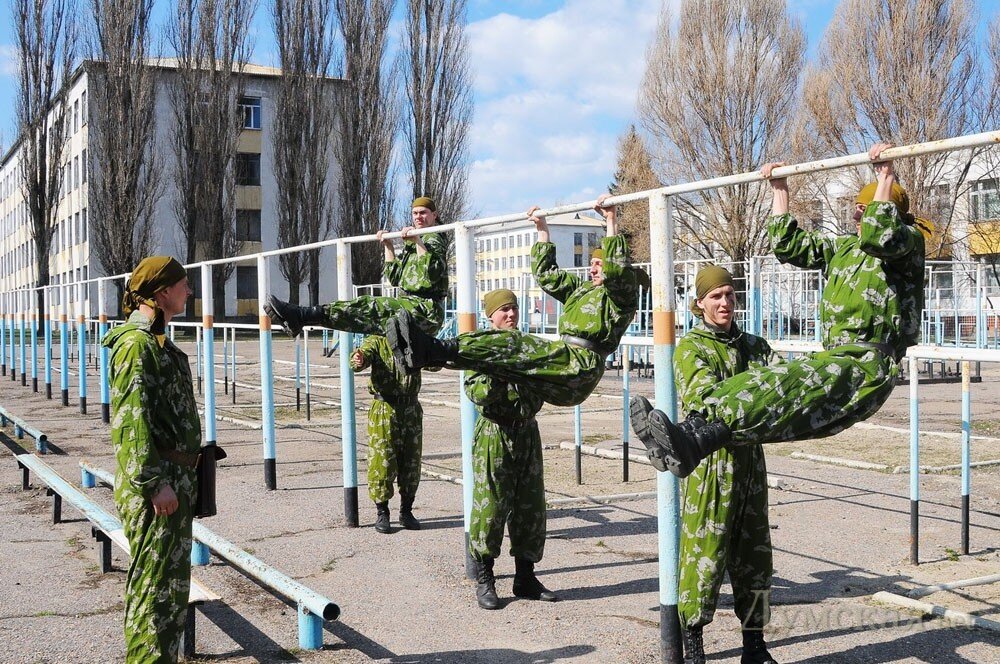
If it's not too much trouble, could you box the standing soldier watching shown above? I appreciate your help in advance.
[350,335,423,533]
[104,257,200,663]
[265,196,449,337]
[672,265,777,664]
[466,289,556,610]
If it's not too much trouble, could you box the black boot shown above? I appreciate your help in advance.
[386,311,459,372]
[475,557,500,610]
[682,626,706,664]
[512,558,557,602]
[374,502,391,534]
[741,630,778,664]
[264,295,327,338]
[398,495,421,530]
[630,396,709,475]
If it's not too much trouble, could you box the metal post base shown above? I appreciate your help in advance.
[47,489,62,523]
[961,494,970,555]
[46,383,52,399]
[182,604,198,658]
[910,499,919,565]
[80,397,86,414]
[94,528,112,573]
[32,377,37,392]
[61,389,69,407]
[344,486,358,528]
[102,403,110,424]
[660,603,683,663]
[464,532,476,580]
[264,458,276,491]
[297,604,323,650]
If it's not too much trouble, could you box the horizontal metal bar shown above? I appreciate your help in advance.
[16,455,122,536]
[80,462,340,623]
[0,405,48,446]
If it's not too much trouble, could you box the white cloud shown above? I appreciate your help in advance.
[0,45,19,77]
[464,0,661,217]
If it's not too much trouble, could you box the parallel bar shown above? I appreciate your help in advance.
[60,285,69,406]
[201,264,220,517]
[1,292,6,376]
[77,281,87,413]
[304,329,312,421]
[454,224,478,580]
[44,289,53,399]
[257,256,277,490]
[960,360,971,555]
[30,292,38,392]
[651,192,683,664]
[98,281,111,423]
[19,291,26,386]
[622,346,631,482]
[574,404,583,485]
[909,355,920,565]
[336,241,358,527]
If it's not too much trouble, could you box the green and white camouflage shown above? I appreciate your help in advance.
[351,335,423,504]
[104,311,201,663]
[323,233,449,335]
[466,372,546,563]
[690,201,924,444]
[446,234,642,407]
[675,322,775,630]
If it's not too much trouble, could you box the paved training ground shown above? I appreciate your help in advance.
[1,338,999,663]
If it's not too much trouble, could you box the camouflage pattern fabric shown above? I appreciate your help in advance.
[323,232,449,335]
[466,372,546,562]
[675,322,775,629]
[104,311,201,663]
[691,201,924,444]
[351,335,423,503]
[444,234,641,407]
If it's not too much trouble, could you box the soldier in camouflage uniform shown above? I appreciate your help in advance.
[104,257,201,663]
[387,194,646,406]
[673,266,778,664]
[632,143,925,478]
[350,335,423,533]
[266,197,449,338]
[466,289,556,610]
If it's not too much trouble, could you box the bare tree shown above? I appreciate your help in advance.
[639,0,805,269]
[403,0,472,223]
[166,0,255,317]
[87,0,160,310]
[13,0,77,308]
[795,0,981,258]
[272,0,337,304]
[608,125,661,264]
[334,0,398,286]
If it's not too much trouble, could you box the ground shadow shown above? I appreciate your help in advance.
[196,601,300,662]
[381,644,596,663]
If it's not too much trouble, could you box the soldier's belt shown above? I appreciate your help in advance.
[160,449,199,468]
[374,393,419,406]
[485,414,536,429]
[560,334,604,354]
[834,341,896,359]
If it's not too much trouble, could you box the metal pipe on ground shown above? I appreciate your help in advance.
[0,405,48,453]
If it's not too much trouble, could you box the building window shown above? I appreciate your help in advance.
[574,254,584,267]
[240,97,262,130]
[574,232,582,248]
[81,90,87,125]
[236,265,258,299]
[236,209,262,241]
[81,149,87,184]
[235,153,261,186]
[970,178,1000,222]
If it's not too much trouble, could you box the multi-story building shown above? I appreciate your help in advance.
[0,59,343,318]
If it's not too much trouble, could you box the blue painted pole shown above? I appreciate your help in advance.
[19,292,27,387]
[651,192,683,663]
[98,280,110,423]
[60,286,70,407]
[622,345,631,482]
[960,360,971,555]
[298,604,323,649]
[222,326,229,394]
[336,242,358,527]
[77,283,87,413]
[200,264,220,515]
[909,355,920,565]
[8,295,16,381]
[574,404,583,485]
[0,293,7,377]
[195,324,202,395]
[455,225,478,579]
[295,340,302,411]
[304,329,312,421]
[231,327,237,405]
[44,289,53,400]
[30,289,39,392]
[257,256,278,490]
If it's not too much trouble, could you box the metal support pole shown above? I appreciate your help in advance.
[304,329,312,421]
[31,289,39,392]
[651,192,683,663]
[336,241,358,526]
[44,288,53,399]
[960,360,971,555]
[48,488,62,524]
[0,292,6,376]
[574,404,583,485]
[222,326,229,394]
[9,292,17,380]
[258,256,278,489]
[295,340,302,411]
[195,324,203,395]
[98,281,111,423]
[201,264,220,517]
[298,604,323,650]
[622,345,631,482]
[60,285,70,406]
[231,330,237,404]
[455,224,478,579]
[77,281,87,413]
[19,290,27,386]
[909,355,920,565]
[191,541,211,567]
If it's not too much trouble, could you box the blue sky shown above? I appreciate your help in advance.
[1,0,997,220]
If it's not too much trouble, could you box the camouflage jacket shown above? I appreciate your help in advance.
[103,311,202,500]
[465,372,543,424]
[768,201,925,358]
[531,234,641,354]
[384,232,449,301]
[675,322,775,418]
[350,334,421,402]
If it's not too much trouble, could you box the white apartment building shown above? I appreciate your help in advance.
[0,60,343,318]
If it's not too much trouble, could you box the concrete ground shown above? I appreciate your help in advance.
[0,336,998,663]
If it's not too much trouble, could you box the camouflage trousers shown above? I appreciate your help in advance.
[698,345,898,445]
[366,398,423,504]
[679,444,772,629]
[468,417,547,562]
[116,479,194,663]
[453,329,605,407]
[323,295,444,336]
